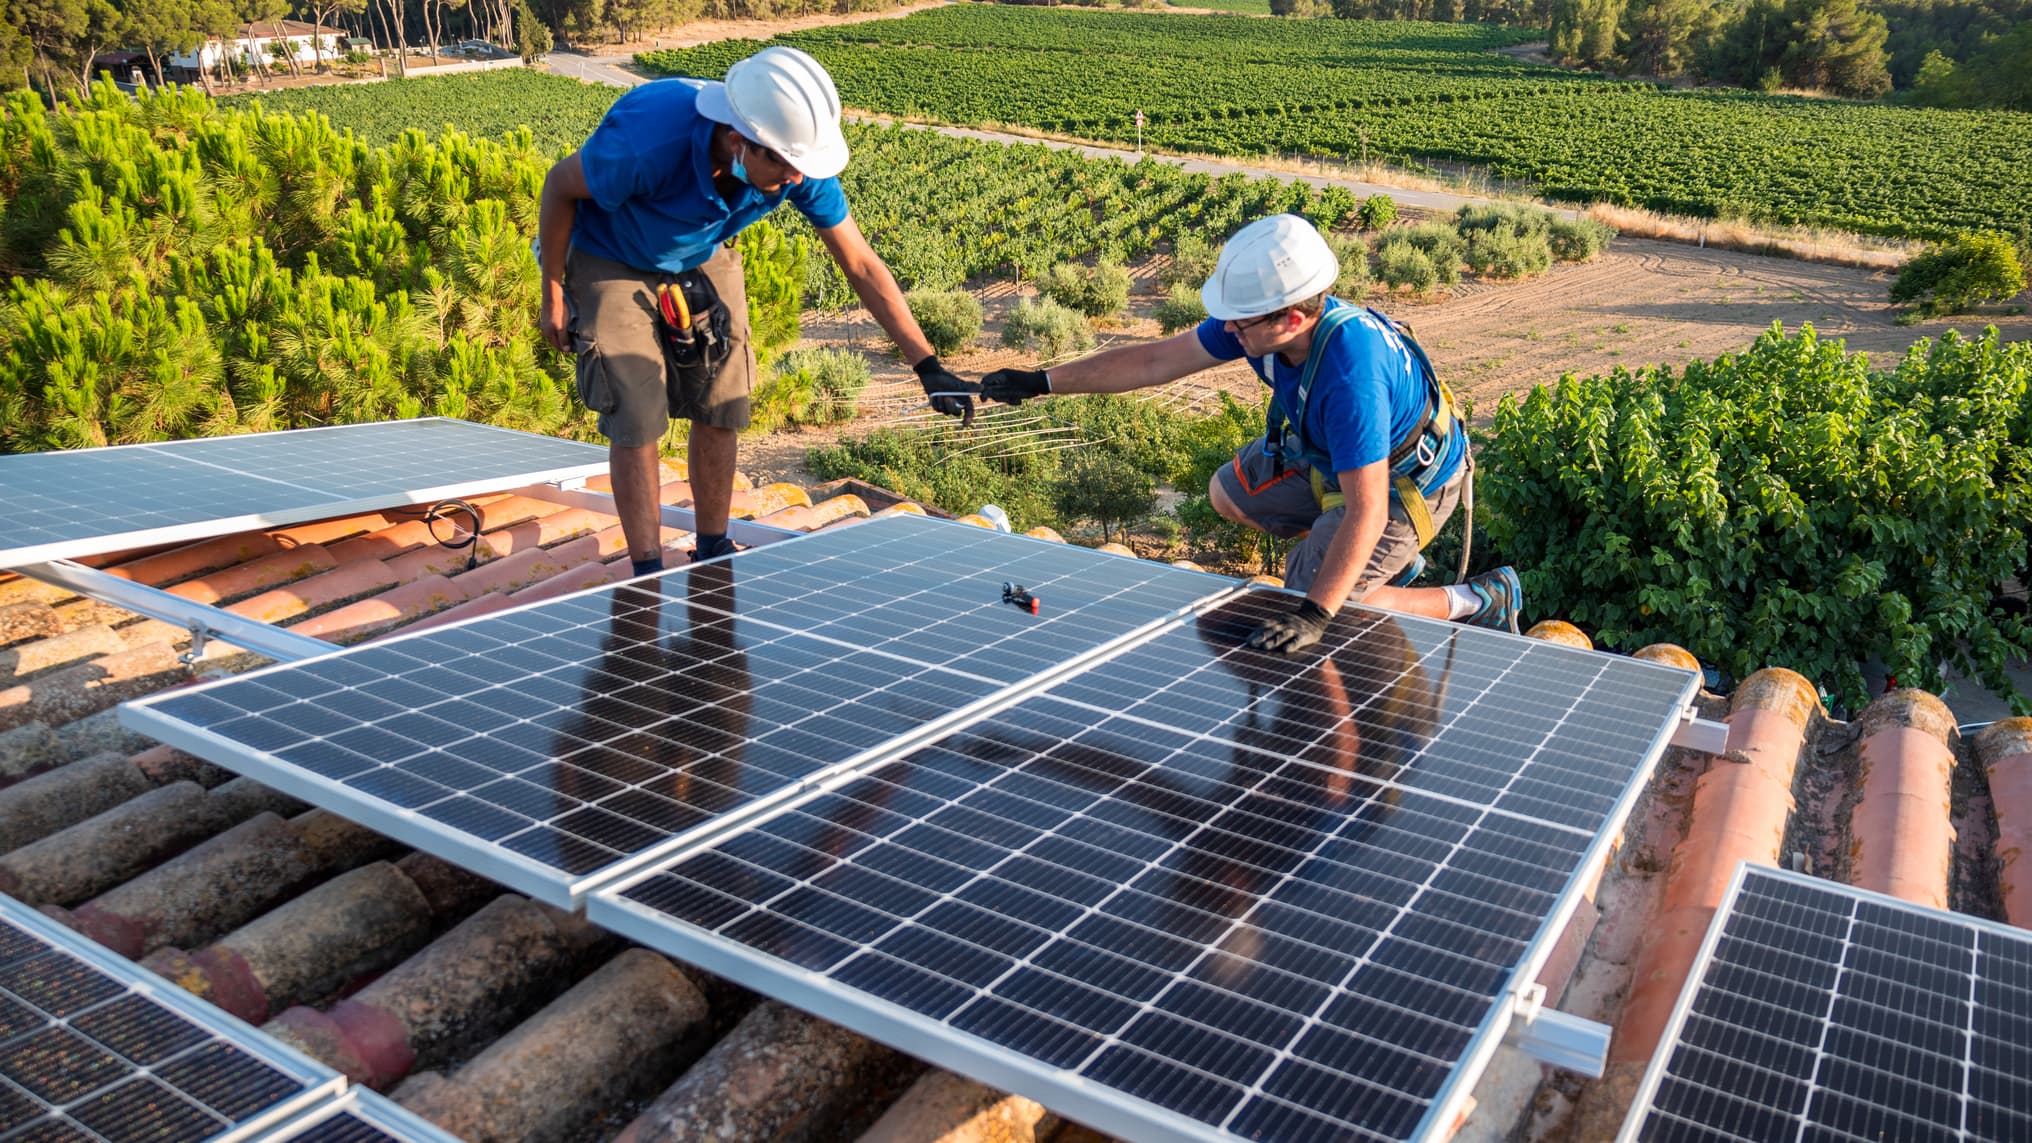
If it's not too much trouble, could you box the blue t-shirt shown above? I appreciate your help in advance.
[572,79,850,274]
[1196,298,1463,486]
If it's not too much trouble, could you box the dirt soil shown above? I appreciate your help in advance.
[737,236,2032,487]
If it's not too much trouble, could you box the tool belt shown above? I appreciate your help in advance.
[1265,306,1461,549]
[654,266,733,386]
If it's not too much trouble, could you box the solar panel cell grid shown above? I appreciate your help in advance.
[0,419,608,568]
[127,516,1234,905]
[601,592,1697,1142]
[1626,865,2032,1143]
[0,897,336,1143]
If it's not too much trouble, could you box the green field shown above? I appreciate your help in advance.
[638,6,2032,239]
[222,69,621,153]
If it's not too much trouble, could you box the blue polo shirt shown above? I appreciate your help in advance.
[1196,298,1463,485]
[572,79,850,274]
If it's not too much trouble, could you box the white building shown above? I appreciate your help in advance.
[165,21,347,77]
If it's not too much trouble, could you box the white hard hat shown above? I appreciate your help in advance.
[1200,214,1339,321]
[695,46,850,180]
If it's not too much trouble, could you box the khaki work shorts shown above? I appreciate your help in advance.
[563,243,756,444]
[1216,436,1464,596]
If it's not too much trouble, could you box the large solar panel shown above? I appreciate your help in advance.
[0,892,343,1141]
[122,516,1234,906]
[1618,863,2031,1143]
[0,418,608,568]
[591,590,1700,1143]
[259,1088,462,1143]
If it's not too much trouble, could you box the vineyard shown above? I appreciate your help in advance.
[637,5,2032,239]
[222,70,623,155]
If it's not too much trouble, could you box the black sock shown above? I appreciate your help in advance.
[631,556,664,578]
[695,533,733,559]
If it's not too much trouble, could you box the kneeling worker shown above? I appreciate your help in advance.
[980,213,1521,654]
[538,46,975,573]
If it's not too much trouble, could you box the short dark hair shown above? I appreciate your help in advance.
[1290,292,1328,318]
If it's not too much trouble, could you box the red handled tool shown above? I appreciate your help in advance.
[1002,582,1040,615]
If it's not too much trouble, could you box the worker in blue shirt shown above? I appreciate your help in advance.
[537,46,976,574]
[981,213,1522,654]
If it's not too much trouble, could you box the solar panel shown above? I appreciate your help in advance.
[0,892,344,1141]
[591,590,1700,1143]
[0,419,608,568]
[260,1088,462,1143]
[1617,863,2032,1143]
[122,516,1235,907]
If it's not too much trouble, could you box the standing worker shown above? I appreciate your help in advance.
[980,213,1521,654]
[537,46,976,573]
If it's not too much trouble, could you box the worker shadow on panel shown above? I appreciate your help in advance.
[543,560,756,866]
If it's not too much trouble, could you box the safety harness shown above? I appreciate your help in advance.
[1262,304,1464,552]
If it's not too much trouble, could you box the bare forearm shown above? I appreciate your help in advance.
[1309,491,1386,612]
[844,259,934,364]
[538,173,577,286]
[1049,331,1213,394]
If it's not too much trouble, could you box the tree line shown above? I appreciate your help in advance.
[1283,0,2029,105]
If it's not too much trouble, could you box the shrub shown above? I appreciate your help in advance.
[1463,222,1553,280]
[773,347,870,426]
[1161,232,1219,290]
[737,224,809,366]
[1304,185,1359,232]
[1480,323,2032,713]
[1890,232,2027,317]
[1549,216,1617,262]
[1000,297,1095,360]
[1356,193,1398,231]
[1374,239,1440,295]
[1396,222,1465,288]
[1037,257,1132,319]
[1153,281,1208,334]
[746,360,819,434]
[903,289,983,357]
[1053,450,1156,543]
[1324,231,1370,298]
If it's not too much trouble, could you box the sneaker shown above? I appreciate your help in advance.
[1386,553,1427,589]
[688,535,738,562]
[1464,566,1522,634]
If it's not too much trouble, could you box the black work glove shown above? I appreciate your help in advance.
[980,368,1051,406]
[914,355,978,428]
[1245,599,1334,654]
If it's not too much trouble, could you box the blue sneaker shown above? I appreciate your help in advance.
[1464,566,1522,634]
[1386,553,1427,589]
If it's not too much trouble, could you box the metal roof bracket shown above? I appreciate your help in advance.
[1503,983,1611,1077]
[1669,706,1729,754]
[15,559,333,665]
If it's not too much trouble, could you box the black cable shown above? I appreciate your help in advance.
[419,498,483,572]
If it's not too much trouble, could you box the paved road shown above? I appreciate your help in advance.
[541,52,1558,216]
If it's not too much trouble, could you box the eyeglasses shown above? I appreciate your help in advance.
[1229,310,1288,334]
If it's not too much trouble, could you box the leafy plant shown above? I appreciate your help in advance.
[1000,297,1095,360]
[1890,232,2027,318]
[1324,231,1371,298]
[1356,193,1398,231]
[1374,238,1440,295]
[1479,322,2032,713]
[774,347,870,425]
[1036,257,1133,319]
[1161,232,1219,291]
[1053,450,1157,543]
[1153,281,1208,334]
[903,289,984,356]
[1549,216,1618,261]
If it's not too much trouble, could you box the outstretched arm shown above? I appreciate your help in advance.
[983,328,1221,405]
[816,216,935,364]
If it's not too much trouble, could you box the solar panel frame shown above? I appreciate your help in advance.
[0,892,346,1142]
[590,590,1702,1143]
[1616,861,2032,1143]
[122,517,1243,908]
[256,1087,464,1142]
[0,418,609,569]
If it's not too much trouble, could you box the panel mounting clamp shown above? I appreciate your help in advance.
[1503,983,1612,1077]
[1669,706,1729,754]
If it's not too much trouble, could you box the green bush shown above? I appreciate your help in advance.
[1324,231,1370,298]
[737,224,809,366]
[1000,297,1096,360]
[1036,257,1133,319]
[1396,222,1465,288]
[903,289,983,357]
[1462,221,1553,280]
[1890,232,2027,317]
[1356,193,1398,231]
[1549,216,1617,262]
[773,347,870,426]
[1374,239,1440,296]
[1480,323,2032,713]
[1304,185,1360,232]
[1161,232,1219,290]
[1053,450,1157,543]
[747,361,819,435]
[1153,281,1208,334]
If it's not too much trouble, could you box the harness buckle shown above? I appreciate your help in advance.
[1416,431,1438,469]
